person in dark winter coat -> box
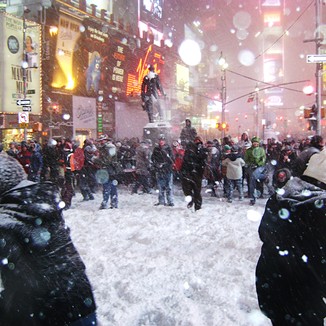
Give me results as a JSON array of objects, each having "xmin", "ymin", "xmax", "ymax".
[
  {"xmin": 292, "ymin": 135, "xmax": 324, "ymax": 177},
  {"xmin": 180, "ymin": 119, "xmax": 197, "ymax": 147},
  {"xmin": 17, "ymin": 141, "xmax": 32, "ymax": 174},
  {"xmin": 61, "ymin": 139, "xmax": 75, "ymax": 210},
  {"xmin": 0, "ymin": 155, "xmax": 97, "ymax": 326},
  {"xmin": 28, "ymin": 140, "xmax": 43, "ymax": 182},
  {"xmin": 255, "ymin": 149, "xmax": 326, "ymax": 326},
  {"xmin": 151, "ymin": 135, "xmax": 174, "ymax": 206},
  {"xmin": 95, "ymin": 135, "xmax": 120, "ymax": 209},
  {"xmin": 132, "ymin": 140, "xmax": 152, "ymax": 194},
  {"xmin": 221, "ymin": 145, "xmax": 245, "ymax": 202},
  {"xmin": 181, "ymin": 136, "xmax": 208, "ymax": 211}
]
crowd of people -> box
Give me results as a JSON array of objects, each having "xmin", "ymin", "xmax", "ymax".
[
  {"xmin": 0, "ymin": 120, "xmax": 324, "ymax": 212},
  {"xmin": 1, "ymin": 122, "xmax": 326, "ymax": 325}
]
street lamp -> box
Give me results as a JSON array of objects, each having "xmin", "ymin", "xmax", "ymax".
[
  {"xmin": 254, "ymin": 84, "xmax": 260, "ymax": 137},
  {"xmin": 218, "ymin": 52, "xmax": 228, "ymax": 139}
]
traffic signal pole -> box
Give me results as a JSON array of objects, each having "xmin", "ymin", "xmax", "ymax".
[{"xmin": 315, "ymin": 0, "xmax": 322, "ymax": 136}]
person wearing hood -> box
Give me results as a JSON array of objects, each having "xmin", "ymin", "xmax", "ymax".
[
  {"xmin": 244, "ymin": 136, "xmax": 267, "ymax": 205},
  {"xmin": 131, "ymin": 139, "xmax": 152, "ymax": 195},
  {"xmin": 181, "ymin": 136, "xmax": 208, "ymax": 211},
  {"xmin": 292, "ymin": 135, "xmax": 324, "ymax": 177},
  {"xmin": 17, "ymin": 140, "xmax": 32, "ymax": 174},
  {"xmin": 255, "ymin": 149, "xmax": 326, "ymax": 326},
  {"xmin": 28, "ymin": 139, "xmax": 43, "ymax": 182},
  {"xmin": 151, "ymin": 135, "xmax": 175, "ymax": 206},
  {"xmin": 237, "ymin": 131, "xmax": 252, "ymax": 156},
  {"xmin": 221, "ymin": 145, "xmax": 245, "ymax": 203},
  {"xmin": 95, "ymin": 135, "xmax": 120, "ymax": 209},
  {"xmin": 180, "ymin": 119, "xmax": 197, "ymax": 146},
  {"xmin": 0, "ymin": 155, "xmax": 97, "ymax": 325}
]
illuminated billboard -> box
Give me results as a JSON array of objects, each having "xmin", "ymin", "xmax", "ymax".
[
  {"xmin": 0, "ymin": 13, "xmax": 41, "ymax": 114},
  {"xmin": 176, "ymin": 64, "xmax": 189, "ymax": 105},
  {"xmin": 139, "ymin": 0, "xmax": 164, "ymax": 31},
  {"xmin": 126, "ymin": 44, "xmax": 165, "ymax": 99},
  {"xmin": 51, "ymin": 15, "xmax": 83, "ymax": 90}
]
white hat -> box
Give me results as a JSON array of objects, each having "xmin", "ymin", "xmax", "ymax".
[{"xmin": 303, "ymin": 149, "xmax": 326, "ymax": 185}]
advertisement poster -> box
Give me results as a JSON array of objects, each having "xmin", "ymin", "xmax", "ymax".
[
  {"xmin": 52, "ymin": 14, "xmax": 82, "ymax": 90},
  {"xmin": 0, "ymin": 13, "xmax": 41, "ymax": 114},
  {"xmin": 72, "ymin": 96, "xmax": 97, "ymax": 133}
]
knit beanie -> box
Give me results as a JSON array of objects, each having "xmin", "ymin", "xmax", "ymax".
[
  {"xmin": 302, "ymin": 149, "xmax": 326, "ymax": 185},
  {"xmin": 0, "ymin": 155, "xmax": 27, "ymax": 195},
  {"xmin": 251, "ymin": 136, "xmax": 260, "ymax": 143}
]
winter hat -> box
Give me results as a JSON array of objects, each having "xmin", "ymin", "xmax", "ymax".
[
  {"xmin": 98, "ymin": 134, "xmax": 109, "ymax": 141},
  {"xmin": 231, "ymin": 145, "xmax": 239, "ymax": 153},
  {"xmin": 251, "ymin": 136, "xmax": 260, "ymax": 143},
  {"xmin": 194, "ymin": 136, "xmax": 203, "ymax": 143},
  {"xmin": 303, "ymin": 149, "xmax": 326, "ymax": 186},
  {"xmin": 0, "ymin": 155, "xmax": 27, "ymax": 195},
  {"xmin": 224, "ymin": 145, "xmax": 231, "ymax": 151}
]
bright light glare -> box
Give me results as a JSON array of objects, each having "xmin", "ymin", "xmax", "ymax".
[{"xmin": 178, "ymin": 39, "xmax": 202, "ymax": 66}]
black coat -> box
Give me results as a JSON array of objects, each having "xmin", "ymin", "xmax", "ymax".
[
  {"xmin": 151, "ymin": 144, "xmax": 174, "ymax": 176},
  {"xmin": 0, "ymin": 181, "xmax": 96, "ymax": 326},
  {"xmin": 181, "ymin": 141, "xmax": 208, "ymax": 178},
  {"xmin": 256, "ymin": 177, "xmax": 326, "ymax": 324}
]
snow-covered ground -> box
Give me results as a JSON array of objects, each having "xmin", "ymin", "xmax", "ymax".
[{"xmin": 63, "ymin": 183, "xmax": 271, "ymax": 326}]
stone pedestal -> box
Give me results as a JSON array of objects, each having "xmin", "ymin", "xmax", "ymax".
[{"xmin": 143, "ymin": 121, "xmax": 172, "ymax": 146}]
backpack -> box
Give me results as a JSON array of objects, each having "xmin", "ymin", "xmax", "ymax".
[{"xmin": 70, "ymin": 147, "xmax": 85, "ymax": 172}]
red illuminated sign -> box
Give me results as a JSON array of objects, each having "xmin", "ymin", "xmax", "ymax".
[{"xmin": 126, "ymin": 44, "xmax": 164, "ymax": 97}]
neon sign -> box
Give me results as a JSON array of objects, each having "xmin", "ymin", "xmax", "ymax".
[{"xmin": 126, "ymin": 45, "xmax": 164, "ymax": 97}]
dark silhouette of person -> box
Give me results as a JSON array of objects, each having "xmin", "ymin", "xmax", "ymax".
[{"xmin": 141, "ymin": 65, "xmax": 166, "ymax": 123}]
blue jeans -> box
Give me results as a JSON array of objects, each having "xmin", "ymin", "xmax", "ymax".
[
  {"xmin": 225, "ymin": 178, "xmax": 243, "ymax": 200},
  {"xmin": 156, "ymin": 171, "xmax": 174, "ymax": 205},
  {"xmin": 248, "ymin": 166, "xmax": 266, "ymax": 200},
  {"xmin": 102, "ymin": 179, "xmax": 118, "ymax": 208}
]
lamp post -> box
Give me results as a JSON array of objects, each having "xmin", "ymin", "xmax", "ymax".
[
  {"xmin": 315, "ymin": 0, "xmax": 322, "ymax": 136},
  {"xmin": 254, "ymin": 85, "xmax": 260, "ymax": 137},
  {"xmin": 22, "ymin": 8, "xmax": 30, "ymax": 141},
  {"xmin": 218, "ymin": 53, "xmax": 228, "ymax": 139}
]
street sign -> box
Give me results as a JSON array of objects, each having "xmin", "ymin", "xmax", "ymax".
[
  {"xmin": 16, "ymin": 99, "xmax": 31, "ymax": 106},
  {"xmin": 18, "ymin": 112, "xmax": 29, "ymax": 124},
  {"xmin": 22, "ymin": 106, "xmax": 32, "ymax": 112},
  {"xmin": 306, "ymin": 54, "xmax": 326, "ymax": 63}
]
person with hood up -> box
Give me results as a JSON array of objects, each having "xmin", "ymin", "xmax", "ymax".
[
  {"xmin": 0, "ymin": 155, "xmax": 97, "ymax": 325},
  {"xmin": 255, "ymin": 149, "xmax": 326, "ymax": 326},
  {"xmin": 95, "ymin": 134, "xmax": 120, "ymax": 209},
  {"xmin": 292, "ymin": 134, "xmax": 324, "ymax": 177},
  {"xmin": 180, "ymin": 119, "xmax": 197, "ymax": 146},
  {"xmin": 151, "ymin": 135, "xmax": 175, "ymax": 206},
  {"xmin": 221, "ymin": 145, "xmax": 245, "ymax": 203},
  {"xmin": 181, "ymin": 136, "xmax": 208, "ymax": 211},
  {"xmin": 244, "ymin": 136, "xmax": 267, "ymax": 205},
  {"xmin": 28, "ymin": 139, "xmax": 43, "ymax": 182},
  {"xmin": 131, "ymin": 139, "xmax": 152, "ymax": 194}
]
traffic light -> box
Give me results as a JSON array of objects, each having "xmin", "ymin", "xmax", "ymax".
[
  {"xmin": 216, "ymin": 122, "xmax": 229, "ymax": 131},
  {"xmin": 52, "ymin": 103, "xmax": 61, "ymax": 114}
]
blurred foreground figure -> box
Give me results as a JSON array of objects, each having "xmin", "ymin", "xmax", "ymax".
[
  {"xmin": 0, "ymin": 155, "xmax": 97, "ymax": 326},
  {"xmin": 256, "ymin": 150, "xmax": 326, "ymax": 326}
]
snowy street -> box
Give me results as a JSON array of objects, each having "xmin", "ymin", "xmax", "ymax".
[{"xmin": 64, "ymin": 184, "xmax": 271, "ymax": 326}]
